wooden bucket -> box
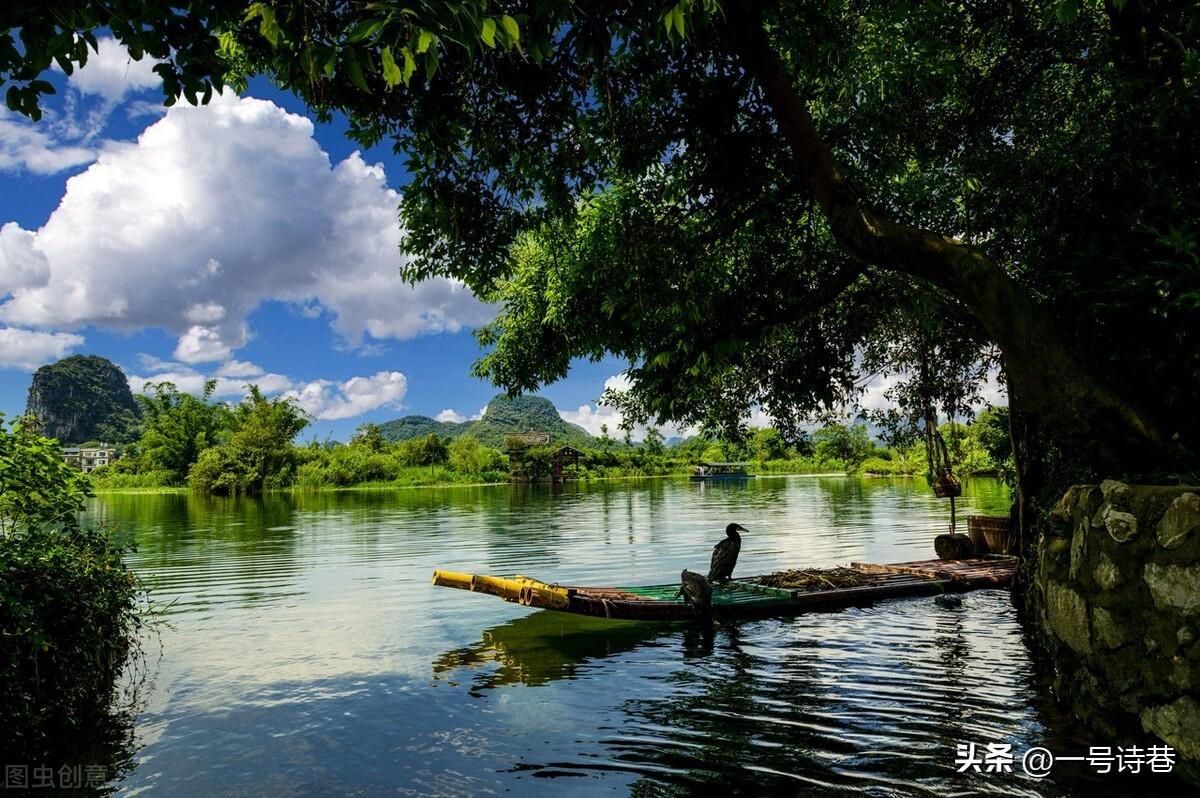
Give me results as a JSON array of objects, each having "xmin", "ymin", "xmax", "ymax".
[
  {"xmin": 967, "ymin": 515, "xmax": 1016, "ymax": 555},
  {"xmin": 932, "ymin": 473, "xmax": 962, "ymax": 498},
  {"xmin": 934, "ymin": 533, "xmax": 975, "ymax": 560}
]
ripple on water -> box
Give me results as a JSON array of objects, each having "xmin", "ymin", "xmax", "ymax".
[{"xmin": 79, "ymin": 478, "xmax": 1190, "ymax": 797}]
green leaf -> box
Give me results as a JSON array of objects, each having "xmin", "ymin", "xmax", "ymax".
[
  {"xmin": 245, "ymin": 2, "xmax": 284, "ymax": 47},
  {"xmin": 425, "ymin": 46, "xmax": 440, "ymax": 81},
  {"xmin": 416, "ymin": 29, "xmax": 435, "ymax": 54},
  {"xmin": 346, "ymin": 18, "xmax": 386, "ymax": 43},
  {"xmin": 380, "ymin": 45, "xmax": 403, "ymax": 88},
  {"xmin": 343, "ymin": 50, "xmax": 370, "ymax": 92},
  {"xmin": 481, "ymin": 18, "xmax": 497, "ymax": 48},
  {"xmin": 1056, "ymin": 0, "xmax": 1079, "ymax": 23},
  {"xmin": 500, "ymin": 15, "xmax": 520, "ymax": 45},
  {"xmin": 400, "ymin": 46, "xmax": 416, "ymax": 85},
  {"xmin": 672, "ymin": 4, "xmax": 686, "ymax": 37}
]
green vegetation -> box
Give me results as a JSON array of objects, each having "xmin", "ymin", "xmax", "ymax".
[
  {"xmin": 97, "ymin": 382, "xmax": 309, "ymax": 495},
  {"xmin": 24, "ymin": 355, "xmax": 140, "ymax": 444},
  {"xmin": 378, "ymin": 394, "xmax": 594, "ymax": 448},
  {"xmin": 0, "ymin": 416, "xmax": 143, "ymax": 758},
  {"xmin": 92, "ymin": 376, "xmax": 1008, "ymax": 490},
  {"xmin": 8, "ymin": 2, "xmax": 1197, "ymax": 532}
]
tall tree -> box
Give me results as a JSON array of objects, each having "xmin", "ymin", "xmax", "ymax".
[
  {"xmin": 135, "ymin": 380, "xmax": 229, "ymax": 484},
  {"xmin": 5, "ymin": 0, "xmax": 1198, "ymax": 519}
]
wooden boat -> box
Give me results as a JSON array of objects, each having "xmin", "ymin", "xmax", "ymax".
[
  {"xmin": 431, "ymin": 557, "xmax": 1016, "ymax": 622},
  {"xmin": 689, "ymin": 461, "xmax": 755, "ymax": 481}
]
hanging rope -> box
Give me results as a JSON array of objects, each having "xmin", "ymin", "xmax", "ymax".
[{"xmin": 919, "ymin": 336, "xmax": 962, "ymax": 535}]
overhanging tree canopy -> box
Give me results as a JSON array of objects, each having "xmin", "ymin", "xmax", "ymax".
[{"xmin": 4, "ymin": 1, "xmax": 1198, "ymax": 500}]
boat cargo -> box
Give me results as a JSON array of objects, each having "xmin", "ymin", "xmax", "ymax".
[{"xmin": 431, "ymin": 557, "xmax": 1016, "ymax": 621}]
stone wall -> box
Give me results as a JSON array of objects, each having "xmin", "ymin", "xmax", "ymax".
[{"xmin": 1035, "ymin": 482, "xmax": 1200, "ymax": 776}]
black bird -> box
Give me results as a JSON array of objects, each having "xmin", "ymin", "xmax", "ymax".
[
  {"xmin": 707, "ymin": 523, "xmax": 746, "ymax": 583},
  {"xmin": 678, "ymin": 569, "xmax": 713, "ymax": 619}
]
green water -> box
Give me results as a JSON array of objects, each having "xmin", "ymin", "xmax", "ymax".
[{"xmin": 73, "ymin": 476, "xmax": 1175, "ymax": 795}]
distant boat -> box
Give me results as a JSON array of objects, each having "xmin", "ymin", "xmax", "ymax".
[{"xmin": 689, "ymin": 461, "xmax": 755, "ymax": 481}]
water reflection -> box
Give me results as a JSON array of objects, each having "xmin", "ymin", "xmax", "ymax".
[
  {"xmin": 432, "ymin": 613, "xmax": 676, "ymax": 691},
  {"xmin": 71, "ymin": 476, "xmax": 1192, "ymax": 796}
]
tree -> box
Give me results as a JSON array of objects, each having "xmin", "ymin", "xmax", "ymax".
[
  {"xmin": 448, "ymin": 436, "xmax": 501, "ymax": 474},
  {"xmin": 0, "ymin": 416, "xmax": 91, "ymax": 538},
  {"xmin": 813, "ymin": 424, "xmax": 874, "ymax": 469},
  {"xmin": 350, "ymin": 422, "xmax": 388, "ymax": 452},
  {"xmin": 642, "ymin": 427, "xmax": 665, "ymax": 458},
  {"xmin": 6, "ymin": 0, "xmax": 1198, "ymax": 523},
  {"xmin": 135, "ymin": 380, "xmax": 229, "ymax": 484},
  {"xmin": 405, "ymin": 432, "xmax": 449, "ymax": 467},
  {"xmin": 188, "ymin": 386, "xmax": 308, "ymax": 493},
  {"xmin": 750, "ymin": 428, "xmax": 788, "ymax": 462}
]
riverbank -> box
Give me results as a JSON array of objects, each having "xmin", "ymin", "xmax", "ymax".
[{"xmin": 92, "ymin": 465, "xmax": 852, "ymax": 494}]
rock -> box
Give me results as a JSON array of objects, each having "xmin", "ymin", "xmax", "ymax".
[
  {"xmin": 1051, "ymin": 486, "xmax": 1087, "ymax": 535},
  {"xmin": 1101, "ymin": 479, "xmax": 1132, "ymax": 505},
  {"xmin": 1091, "ymin": 606, "xmax": 1128, "ymax": 649},
  {"xmin": 1157, "ymin": 492, "xmax": 1200, "ymax": 549},
  {"xmin": 1144, "ymin": 563, "xmax": 1200, "ymax": 614},
  {"xmin": 1141, "ymin": 696, "xmax": 1200, "ymax": 760},
  {"xmin": 1043, "ymin": 537, "xmax": 1071, "ymax": 570},
  {"xmin": 1093, "ymin": 554, "xmax": 1122, "ymax": 591},
  {"xmin": 1046, "ymin": 581, "xmax": 1092, "ymax": 654},
  {"xmin": 1094, "ymin": 503, "xmax": 1139, "ymax": 543},
  {"xmin": 1070, "ymin": 521, "xmax": 1088, "ymax": 579},
  {"xmin": 24, "ymin": 354, "xmax": 140, "ymax": 444}
]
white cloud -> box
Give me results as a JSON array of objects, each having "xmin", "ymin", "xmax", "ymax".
[
  {"xmin": 66, "ymin": 36, "xmax": 161, "ymax": 104},
  {"xmin": 0, "ymin": 93, "xmax": 492, "ymax": 359},
  {"xmin": 436, "ymin": 408, "xmax": 468, "ymax": 423},
  {"xmin": 215, "ymin": 359, "xmax": 264, "ymax": 378},
  {"xmin": 285, "ymin": 371, "xmax": 408, "ymax": 421},
  {"xmin": 173, "ymin": 323, "xmax": 247, "ymax": 364},
  {"xmin": 558, "ymin": 373, "xmax": 697, "ymax": 441},
  {"xmin": 0, "ymin": 37, "xmax": 163, "ymax": 175},
  {"xmin": 0, "ymin": 109, "xmax": 96, "ymax": 175},
  {"xmin": 856, "ymin": 366, "xmax": 1007, "ymax": 417},
  {"xmin": 0, "ymin": 223, "xmax": 51, "ymax": 294},
  {"xmin": 184, "ymin": 301, "xmax": 226, "ymax": 323},
  {"xmin": 126, "ymin": 365, "xmax": 292, "ymax": 399},
  {"xmin": 0, "ymin": 327, "xmax": 85, "ymax": 369},
  {"xmin": 125, "ymin": 362, "xmax": 406, "ymax": 421},
  {"xmin": 136, "ymin": 353, "xmax": 183, "ymax": 373}
]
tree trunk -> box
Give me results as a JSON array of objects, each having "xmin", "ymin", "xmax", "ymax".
[{"xmin": 724, "ymin": 10, "xmax": 1170, "ymax": 470}]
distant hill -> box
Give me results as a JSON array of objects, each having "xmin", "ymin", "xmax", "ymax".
[
  {"xmin": 378, "ymin": 394, "xmax": 594, "ymax": 449},
  {"xmin": 377, "ymin": 414, "xmax": 471, "ymax": 443},
  {"xmin": 25, "ymin": 355, "xmax": 140, "ymax": 444}
]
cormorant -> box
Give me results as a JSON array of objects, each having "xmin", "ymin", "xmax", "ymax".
[
  {"xmin": 707, "ymin": 523, "xmax": 746, "ymax": 583},
  {"xmin": 679, "ymin": 569, "xmax": 712, "ymax": 619}
]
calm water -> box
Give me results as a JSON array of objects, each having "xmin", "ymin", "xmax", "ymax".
[{"xmin": 77, "ymin": 476, "xmax": 1173, "ymax": 796}]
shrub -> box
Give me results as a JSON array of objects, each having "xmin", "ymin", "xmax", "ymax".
[
  {"xmin": 0, "ymin": 527, "xmax": 143, "ymax": 757},
  {"xmin": 0, "ymin": 416, "xmax": 144, "ymax": 758}
]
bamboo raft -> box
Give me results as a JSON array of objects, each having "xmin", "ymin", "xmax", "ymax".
[{"xmin": 431, "ymin": 557, "xmax": 1017, "ymax": 621}]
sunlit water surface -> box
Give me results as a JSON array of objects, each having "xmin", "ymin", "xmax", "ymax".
[{"xmin": 76, "ymin": 476, "xmax": 1181, "ymax": 796}]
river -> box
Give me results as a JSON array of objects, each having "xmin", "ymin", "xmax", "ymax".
[{"xmin": 77, "ymin": 475, "xmax": 1176, "ymax": 796}]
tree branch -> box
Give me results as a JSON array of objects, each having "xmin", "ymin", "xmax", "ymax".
[{"xmin": 722, "ymin": 5, "xmax": 1170, "ymax": 465}]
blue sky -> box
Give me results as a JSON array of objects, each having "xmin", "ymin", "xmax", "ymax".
[{"xmin": 0, "ymin": 38, "xmax": 629, "ymax": 442}]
